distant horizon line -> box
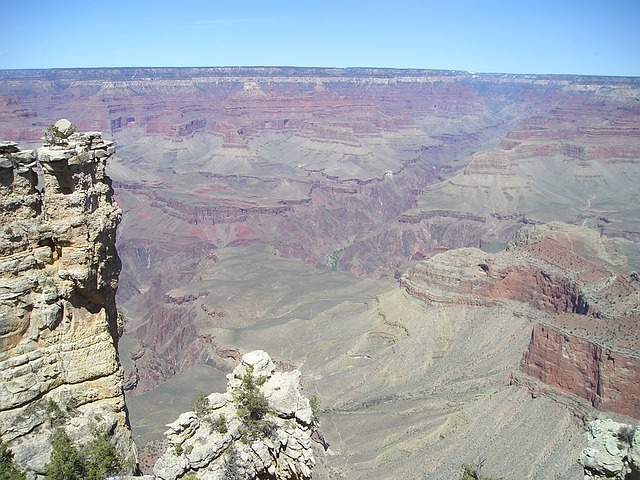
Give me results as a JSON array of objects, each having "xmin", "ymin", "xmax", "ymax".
[{"xmin": 1, "ymin": 65, "xmax": 638, "ymax": 80}]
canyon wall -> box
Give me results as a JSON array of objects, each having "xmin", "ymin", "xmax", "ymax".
[
  {"xmin": 0, "ymin": 123, "xmax": 135, "ymax": 474},
  {"xmin": 400, "ymin": 222, "xmax": 640, "ymax": 419},
  {"xmin": 521, "ymin": 323, "xmax": 640, "ymax": 418}
]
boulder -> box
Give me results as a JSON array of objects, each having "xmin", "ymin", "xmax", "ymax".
[{"xmin": 580, "ymin": 419, "xmax": 640, "ymax": 479}]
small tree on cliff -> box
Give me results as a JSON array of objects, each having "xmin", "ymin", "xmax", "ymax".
[
  {"xmin": 45, "ymin": 427, "xmax": 128, "ymax": 480},
  {"xmin": 234, "ymin": 365, "xmax": 275, "ymax": 440},
  {"xmin": 46, "ymin": 430, "xmax": 87, "ymax": 480}
]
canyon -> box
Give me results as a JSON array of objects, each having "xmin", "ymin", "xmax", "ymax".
[{"xmin": 0, "ymin": 67, "xmax": 639, "ymax": 479}]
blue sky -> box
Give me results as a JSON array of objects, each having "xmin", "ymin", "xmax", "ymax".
[{"xmin": 2, "ymin": 0, "xmax": 639, "ymax": 76}]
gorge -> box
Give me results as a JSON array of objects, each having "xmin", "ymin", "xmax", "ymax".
[{"xmin": 0, "ymin": 67, "xmax": 639, "ymax": 479}]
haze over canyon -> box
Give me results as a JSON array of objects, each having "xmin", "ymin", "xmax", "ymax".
[{"xmin": 0, "ymin": 67, "xmax": 639, "ymax": 479}]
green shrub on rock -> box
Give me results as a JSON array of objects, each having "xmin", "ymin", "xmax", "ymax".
[
  {"xmin": 235, "ymin": 366, "xmax": 270, "ymax": 422},
  {"xmin": 46, "ymin": 430, "xmax": 87, "ymax": 480},
  {"xmin": 85, "ymin": 427, "xmax": 128, "ymax": 480},
  {"xmin": 0, "ymin": 438, "xmax": 26, "ymax": 480},
  {"xmin": 234, "ymin": 365, "xmax": 275, "ymax": 440},
  {"xmin": 46, "ymin": 399, "xmax": 66, "ymax": 427},
  {"xmin": 211, "ymin": 414, "xmax": 228, "ymax": 435},
  {"xmin": 45, "ymin": 427, "xmax": 128, "ymax": 480},
  {"xmin": 192, "ymin": 392, "xmax": 213, "ymax": 417}
]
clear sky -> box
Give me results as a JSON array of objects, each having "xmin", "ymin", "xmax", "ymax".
[{"xmin": 3, "ymin": 0, "xmax": 639, "ymax": 76}]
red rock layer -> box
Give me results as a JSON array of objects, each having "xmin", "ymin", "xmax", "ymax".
[{"xmin": 521, "ymin": 323, "xmax": 640, "ymax": 418}]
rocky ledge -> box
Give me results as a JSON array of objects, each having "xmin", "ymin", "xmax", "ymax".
[
  {"xmin": 580, "ymin": 419, "xmax": 639, "ymax": 479},
  {"xmin": 400, "ymin": 222, "xmax": 637, "ymax": 318},
  {"xmin": 0, "ymin": 120, "xmax": 135, "ymax": 475},
  {"xmin": 520, "ymin": 323, "xmax": 640, "ymax": 418},
  {"xmin": 153, "ymin": 350, "xmax": 317, "ymax": 480}
]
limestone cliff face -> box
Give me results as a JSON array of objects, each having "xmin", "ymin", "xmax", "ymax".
[
  {"xmin": 0, "ymin": 123, "xmax": 135, "ymax": 474},
  {"xmin": 154, "ymin": 350, "xmax": 316, "ymax": 480},
  {"xmin": 580, "ymin": 419, "xmax": 639, "ymax": 479}
]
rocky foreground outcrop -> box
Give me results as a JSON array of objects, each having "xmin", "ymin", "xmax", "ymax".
[
  {"xmin": 0, "ymin": 121, "xmax": 135, "ymax": 474},
  {"xmin": 154, "ymin": 350, "xmax": 317, "ymax": 480},
  {"xmin": 580, "ymin": 419, "xmax": 639, "ymax": 479}
]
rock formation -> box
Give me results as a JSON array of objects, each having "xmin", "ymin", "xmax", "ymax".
[
  {"xmin": 400, "ymin": 222, "xmax": 640, "ymax": 418},
  {"xmin": 520, "ymin": 323, "xmax": 640, "ymax": 418},
  {"xmin": 400, "ymin": 222, "xmax": 637, "ymax": 318},
  {"xmin": 0, "ymin": 120, "xmax": 135, "ymax": 474},
  {"xmin": 580, "ymin": 419, "xmax": 639, "ymax": 479},
  {"xmin": 153, "ymin": 350, "xmax": 316, "ymax": 480}
]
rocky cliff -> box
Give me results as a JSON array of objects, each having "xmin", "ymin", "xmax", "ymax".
[
  {"xmin": 400, "ymin": 222, "xmax": 637, "ymax": 319},
  {"xmin": 521, "ymin": 323, "xmax": 640, "ymax": 418},
  {"xmin": 153, "ymin": 350, "xmax": 316, "ymax": 480},
  {"xmin": 0, "ymin": 121, "xmax": 135, "ymax": 474},
  {"xmin": 400, "ymin": 222, "xmax": 640, "ymax": 419}
]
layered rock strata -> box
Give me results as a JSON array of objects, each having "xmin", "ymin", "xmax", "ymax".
[
  {"xmin": 521, "ymin": 323, "xmax": 640, "ymax": 418},
  {"xmin": 400, "ymin": 222, "xmax": 637, "ymax": 318},
  {"xmin": 0, "ymin": 122, "xmax": 135, "ymax": 474},
  {"xmin": 400, "ymin": 222, "xmax": 640, "ymax": 418},
  {"xmin": 154, "ymin": 350, "xmax": 316, "ymax": 480}
]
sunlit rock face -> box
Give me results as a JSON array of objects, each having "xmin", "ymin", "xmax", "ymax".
[
  {"xmin": 580, "ymin": 419, "xmax": 640, "ymax": 480},
  {"xmin": 0, "ymin": 123, "xmax": 135, "ymax": 475},
  {"xmin": 401, "ymin": 222, "xmax": 640, "ymax": 418},
  {"xmin": 153, "ymin": 350, "xmax": 316, "ymax": 480},
  {"xmin": 521, "ymin": 323, "xmax": 640, "ymax": 418}
]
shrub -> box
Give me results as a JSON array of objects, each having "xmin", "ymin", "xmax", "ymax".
[
  {"xmin": 235, "ymin": 366, "xmax": 270, "ymax": 422},
  {"xmin": 174, "ymin": 443, "xmax": 184, "ymax": 456},
  {"xmin": 46, "ymin": 430, "xmax": 87, "ymax": 480},
  {"xmin": 210, "ymin": 414, "xmax": 228, "ymax": 435},
  {"xmin": 45, "ymin": 427, "xmax": 128, "ymax": 480},
  {"xmin": 0, "ymin": 438, "xmax": 26, "ymax": 480},
  {"xmin": 309, "ymin": 395, "xmax": 321, "ymax": 426},
  {"xmin": 617, "ymin": 424, "xmax": 636, "ymax": 446},
  {"xmin": 46, "ymin": 399, "xmax": 65, "ymax": 427},
  {"xmin": 234, "ymin": 365, "xmax": 275, "ymax": 440},
  {"xmin": 85, "ymin": 426, "xmax": 128, "ymax": 480},
  {"xmin": 192, "ymin": 392, "xmax": 213, "ymax": 417},
  {"xmin": 222, "ymin": 446, "xmax": 244, "ymax": 480}
]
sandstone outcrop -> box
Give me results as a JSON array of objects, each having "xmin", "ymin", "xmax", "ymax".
[
  {"xmin": 580, "ymin": 419, "xmax": 639, "ymax": 479},
  {"xmin": 153, "ymin": 350, "xmax": 316, "ymax": 480},
  {"xmin": 0, "ymin": 121, "xmax": 135, "ymax": 474},
  {"xmin": 401, "ymin": 222, "xmax": 637, "ymax": 318}
]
